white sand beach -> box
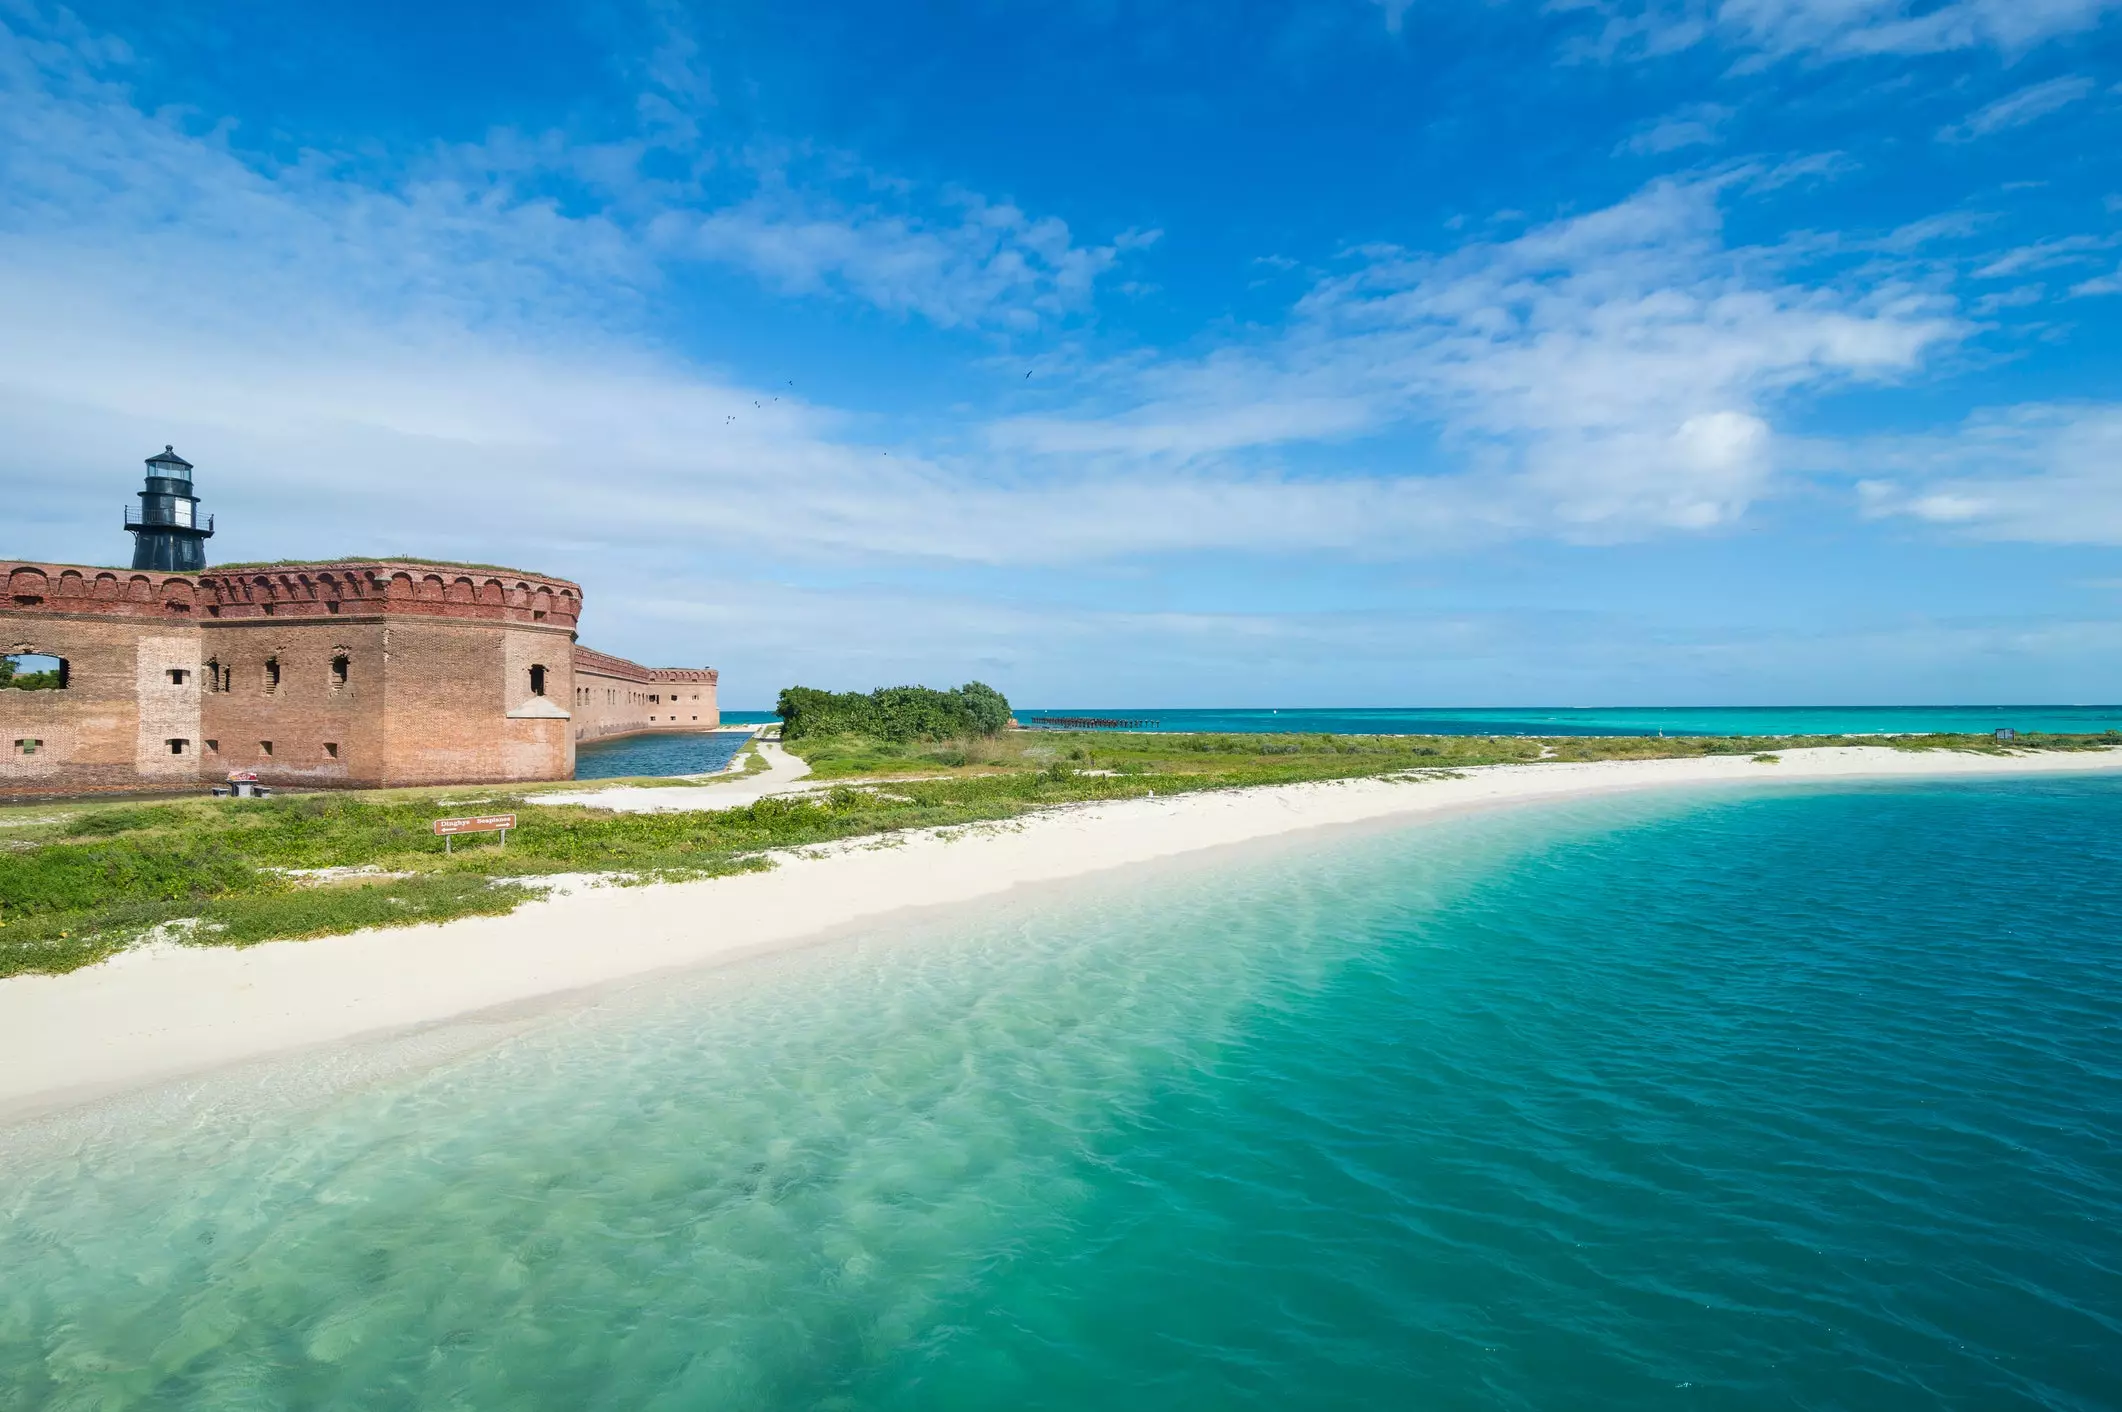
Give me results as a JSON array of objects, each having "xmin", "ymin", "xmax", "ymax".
[{"xmin": 4, "ymin": 744, "xmax": 2118, "ymax": 1124}]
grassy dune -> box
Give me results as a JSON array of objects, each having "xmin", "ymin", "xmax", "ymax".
[{"xmin": 2, "ymin": 729, "xmax": 2111, "ymax": 978}]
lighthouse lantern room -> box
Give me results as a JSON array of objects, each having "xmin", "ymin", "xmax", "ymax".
[{"xmin": 124, "ymin": 445, "xmax": 215, "ymax": 572}]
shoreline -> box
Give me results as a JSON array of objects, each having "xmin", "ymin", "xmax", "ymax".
[{"xmin": 4, "ymin": 744, "xmax": 2118, "ymax": 1125}]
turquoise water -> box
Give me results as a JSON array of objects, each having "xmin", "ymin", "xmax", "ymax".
[
  {"xmin": 5, "ymin": 779, "xmax": 2121, "ymax": 1409},
  {"xmin": 1017, "ymin": 704, "xmax": 2122, "ymax": 736},
  {"xmin": 574, "ymin": 730, "xmax": 752, "ymax": 780}
]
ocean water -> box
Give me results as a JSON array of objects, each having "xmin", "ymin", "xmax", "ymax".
[
  {"xmin": 1015, "ymin": 704, "xmax": 2122, "ymax": 736},
  {"xmin": 574, "ymin": 730, "xmax": 752, "ymax": 780},
  {"xmin": 4, "ymin": 779, "xmax": 2120, "ymax": 1410}
]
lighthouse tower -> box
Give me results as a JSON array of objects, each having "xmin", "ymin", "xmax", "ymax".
[{"xmin": 125, "ymin": 445, "xmax": 214, "ymax": 572}]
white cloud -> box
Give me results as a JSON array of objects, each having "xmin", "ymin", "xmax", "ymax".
[
  {"xmin": 2069, "ymin": 265, "xmax": 2122, "ymax": 296},
  {"xmin": 675, "ymin": 182, "xmax": 1155, "ymax": 331},
  {"xmin": 992, "ymin": 175, "xmax": 1961, "ymax": 540},
  {"xmin": 1969, "ymin": 283, "xmax": 2046, "ymax": 313},
  {"xmin": 1854, "ymin": 403, "xmax": 2122, "ymax": 543},
  {"xmin": 1937, "ymin": 76, "xmax": 2095, "ymax": 142},
  {"xmin": 1617, "ymin": 103, "xmax": 1734, "ymax": 155},
  {"xmin": 1972, "ymin": 234, "xmax": 2117, "ymax": 277},
  {"xmin": 1564, "ymin": 0, "xmax": 2122, "ymax": 61}
]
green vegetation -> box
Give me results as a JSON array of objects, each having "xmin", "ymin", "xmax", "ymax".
[
  {"xmin": 0, "ymin": 654, "xmax": 65, "ymax": 691},
  {"xmin": 210, "ymin": 556, "xmax": 556, "ymax": 576},
  {"xmin": 2, "ymin": 727, "xmax": 2113, "ymax": 979},
  {"xmin": 777, "ymin": 682, "xmax": 1011, "ymax": 741}
]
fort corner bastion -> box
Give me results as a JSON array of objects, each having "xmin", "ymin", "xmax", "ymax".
[{"xmin": 1, "ymin": 450, "xmax": 718, "ymax": 796}]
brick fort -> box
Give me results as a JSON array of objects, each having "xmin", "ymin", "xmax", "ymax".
[{"xmin": 2, "ymin": 447, "xmax": 718, "ymax": 794}]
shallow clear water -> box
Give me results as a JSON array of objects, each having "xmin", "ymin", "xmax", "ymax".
[
  {"xmin": 574, "ymin": 730, "xmax": 751, "ymax": 780},
  {"xmin": 4, "ymin": 779, "xmax": 2120, "ymax": 1410},
  {"xmin": 1017, "ymin": 704, "xmax": 2122, "ymax": 736}
]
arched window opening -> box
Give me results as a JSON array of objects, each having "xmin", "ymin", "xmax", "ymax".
[
  {"xmin": 1, "ymin": 653, "xmax": 67, "ymax": 691},
  {"xmin": 529, "ymin": 664, "xmax": 547, "ymax": 696}
]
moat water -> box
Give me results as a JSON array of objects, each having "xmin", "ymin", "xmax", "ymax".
[{"xmin": 573, "ymin": 729, "xmax": 752, "ymax": 779}]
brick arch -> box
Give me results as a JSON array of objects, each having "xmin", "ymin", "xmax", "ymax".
[{"xmin": 447, "ymin": 576, "xmax": 476, "ymax": 604}]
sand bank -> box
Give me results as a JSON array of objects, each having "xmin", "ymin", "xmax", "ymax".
[{"xmin": 3, "ymin": 745, "xmax": 2117, "ymax": 1122}]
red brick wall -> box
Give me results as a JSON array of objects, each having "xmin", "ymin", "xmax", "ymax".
[
  {"xmin": 571, "ymin": 645, "xmax": 719, "ymax": 741},
  {"xmin": 2, "ymin": 564, "xmax": 208, "ymax": 794},
  {"xmin": 4, "ymin": 558, "xmax": 723, "ymax": 794}
]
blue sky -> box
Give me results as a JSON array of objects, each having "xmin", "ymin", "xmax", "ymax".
[{"xmin": 3, "ymin": 0, "xmax": 2120, "ymax": 707}]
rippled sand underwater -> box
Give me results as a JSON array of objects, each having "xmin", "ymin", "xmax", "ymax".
[{"xmin": 4, "ymin": 779, "xmax": 2119, "ymax": 1411}]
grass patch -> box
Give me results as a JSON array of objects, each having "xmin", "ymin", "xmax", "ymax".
[
  {"xmin": 2, "ymin": 728, "xmax": 2114, "ymax": 978},
  {"xmin": 196, "ymin": 874, "xmax": 539, "ymax": 946},
  {"xmin": 63, "ymin": 804, "xmax": 190, "ymax": 837}
]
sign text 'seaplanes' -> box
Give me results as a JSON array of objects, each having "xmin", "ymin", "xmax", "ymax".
[{"xmin": 432, "ymin": 813, "xmax": 516, "ymax": 852}]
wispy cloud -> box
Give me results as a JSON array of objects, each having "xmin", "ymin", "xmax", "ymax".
[
  {"xmin": 0, "ymin": 6, "xmax": 1974, "ymax": 580},
  {"xmin": 1564, "ymin": 0, "xmax": 2122, "ymax": 61},
  {"xmin": 1617, "ymin": 102, "xmax": 1734, "ymax": 155},
  {"xmin": 1937, "ymin": 75, "xmax": 2095, "ymax": 142},
  {"xmin": 1854, "ymin": 403, "xmax": 2122, "ymax": 543},
  {"xmin": 675, "ymin": 175, "xmax": 1157, "ymax": 330},
  {"xmin": 1972, "ymin": 233, "xmax": 2118, "ymax": 277},
  {"xmin": 991, "ymin": 174, "xmax": 1962, "ymax": 540},
  {"xmin": 2069, "ymin": 265, "xmax": 2122, "ymax": 296}
]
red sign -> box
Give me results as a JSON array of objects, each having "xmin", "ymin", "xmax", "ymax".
[{"xmin": 432, "ymin": 813, "xmax": 517, "ymax": 836}]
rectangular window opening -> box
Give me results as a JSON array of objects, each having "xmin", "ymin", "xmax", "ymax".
[
  {"xmin": 2, "ymin": 653, "xmax": 68, "ymax": 691},
  {"xmin": 204, "ymin": 740, "xmax": 219, "ymax": 753},
  {"xmin": 260, "ymin": 740, "xmax": 273, "ymax": 757},
  {"xmin": 166, "ymin": 738, "xmax": 188, "ymax": 755},
  {"xmin": 331, "ymin": 654, "xmax": 349, "ymax": 688},
  {"xmin": 324, "ymin": 742, "xmax": 339, "ymax": 759},
  {"xmin": 166, "ymin": 668, "xmax": 190, "ymax": 685},
  {"xmin": 14, "ymin": 738, "xmax": 41, "ymax": 756},
  {"xmin": 263, "ymin": 658, "xmax": 280, "ymax": 693}
]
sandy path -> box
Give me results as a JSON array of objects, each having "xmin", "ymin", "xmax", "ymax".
[
  {"xmin": 533, "ymin": 738, "xmax": 812, "ymax": 812},
  {"xmin": 3, "ymin": 745, "xmax": 2118, "ymax": 1123}
]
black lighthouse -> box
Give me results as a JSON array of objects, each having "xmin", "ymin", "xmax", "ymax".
[{"xmin": 124, "ymin": 445, "xmax": 214, "ymax": 572}]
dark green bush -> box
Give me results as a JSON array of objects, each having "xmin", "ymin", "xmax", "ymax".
[{"xmin": 777, "ymin": 681, "xmax": 1012, "ymax": 741}]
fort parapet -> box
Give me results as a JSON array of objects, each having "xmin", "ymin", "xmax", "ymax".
[{"xmin": 2, "ymin": 559, "xmax": 716, "ymax": 795}]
